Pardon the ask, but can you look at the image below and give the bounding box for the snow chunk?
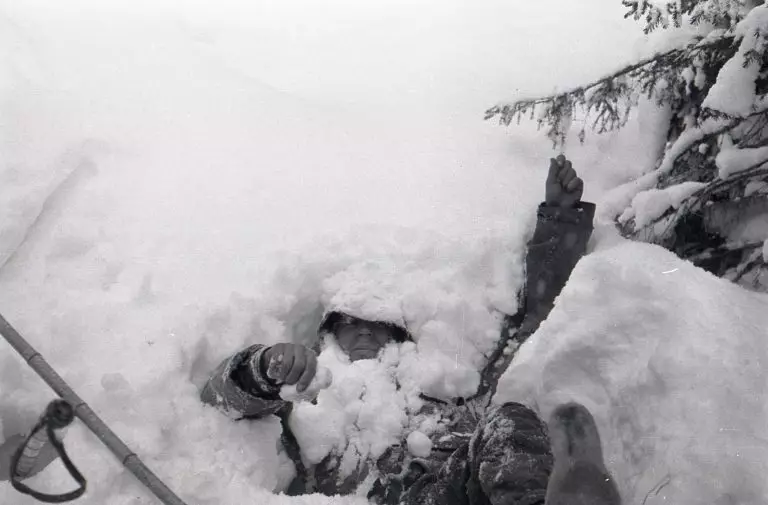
[288,343,415,473]
[658,116,732,174]
[598,172,659,222]
[279,366,333,402]
[745,180,768,197]
[763,239,768,262]
[406,431,432,458]
[702,4,768,116]
[622,181,706,229]
[716,135,768,179]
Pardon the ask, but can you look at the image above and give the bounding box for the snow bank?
[496,239,768,505]
[0,220,528,504]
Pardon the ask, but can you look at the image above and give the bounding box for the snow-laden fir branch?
[485,34,740,148]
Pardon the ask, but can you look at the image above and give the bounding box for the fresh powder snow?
[0,1,766,505]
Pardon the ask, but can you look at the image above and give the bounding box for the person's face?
[333,316,396,361]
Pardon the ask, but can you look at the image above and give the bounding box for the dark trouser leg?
[467,402,553,505]
[399,443,472,505]
[401,402,553,505]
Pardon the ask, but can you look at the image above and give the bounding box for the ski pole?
[11,399,86,503]
[0,312,189,505]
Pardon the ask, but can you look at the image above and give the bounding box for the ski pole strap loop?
[10,400,87,503]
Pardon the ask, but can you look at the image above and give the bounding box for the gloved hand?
[545,154,583,208]
[258,343,318,393]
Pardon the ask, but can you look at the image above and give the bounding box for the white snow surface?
[0,1,766,505]
[496,240,768,505]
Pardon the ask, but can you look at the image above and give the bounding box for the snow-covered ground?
[1,1,766,504]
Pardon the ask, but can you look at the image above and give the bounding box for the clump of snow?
[279,366,333,403]
[496,240,768,505]
[657,116,734,175]
[716,134,768,179]
[287,342,418,474]
[619,181,705,229]
[702,4,768,116]
[763,239,768,262]
[745,180,768,196]
[406,431,432,458]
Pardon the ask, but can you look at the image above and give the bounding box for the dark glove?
[545,155,584,208]
[257,343,318,393]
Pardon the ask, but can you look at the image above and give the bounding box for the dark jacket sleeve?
[473,201,595,401]
[200,344,289,419]
[518,201,595,336]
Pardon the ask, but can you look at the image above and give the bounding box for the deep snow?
[1,1,766,505]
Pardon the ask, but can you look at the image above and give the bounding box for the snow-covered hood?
[317,310,411,342]
[318,260,412,341]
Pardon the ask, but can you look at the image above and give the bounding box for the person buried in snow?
[200,155,595,505]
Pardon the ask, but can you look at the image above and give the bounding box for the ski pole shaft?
[0,312,189,505]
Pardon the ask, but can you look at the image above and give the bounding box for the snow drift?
[497,238,768,505]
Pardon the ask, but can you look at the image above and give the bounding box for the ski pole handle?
[11,399,87,503]
[13,400,74,479]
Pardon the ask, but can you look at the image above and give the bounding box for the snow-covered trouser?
[399,402,553,505]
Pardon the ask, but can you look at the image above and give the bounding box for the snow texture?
[287,341,423,474]
[745,180,768,196]
[702,4,768,116]
[620,181,706,229]
[496,241,768,505]
[279,366,333,403]
[716,134,768,179]
[406,431,432,458]
[2,1,764,505]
